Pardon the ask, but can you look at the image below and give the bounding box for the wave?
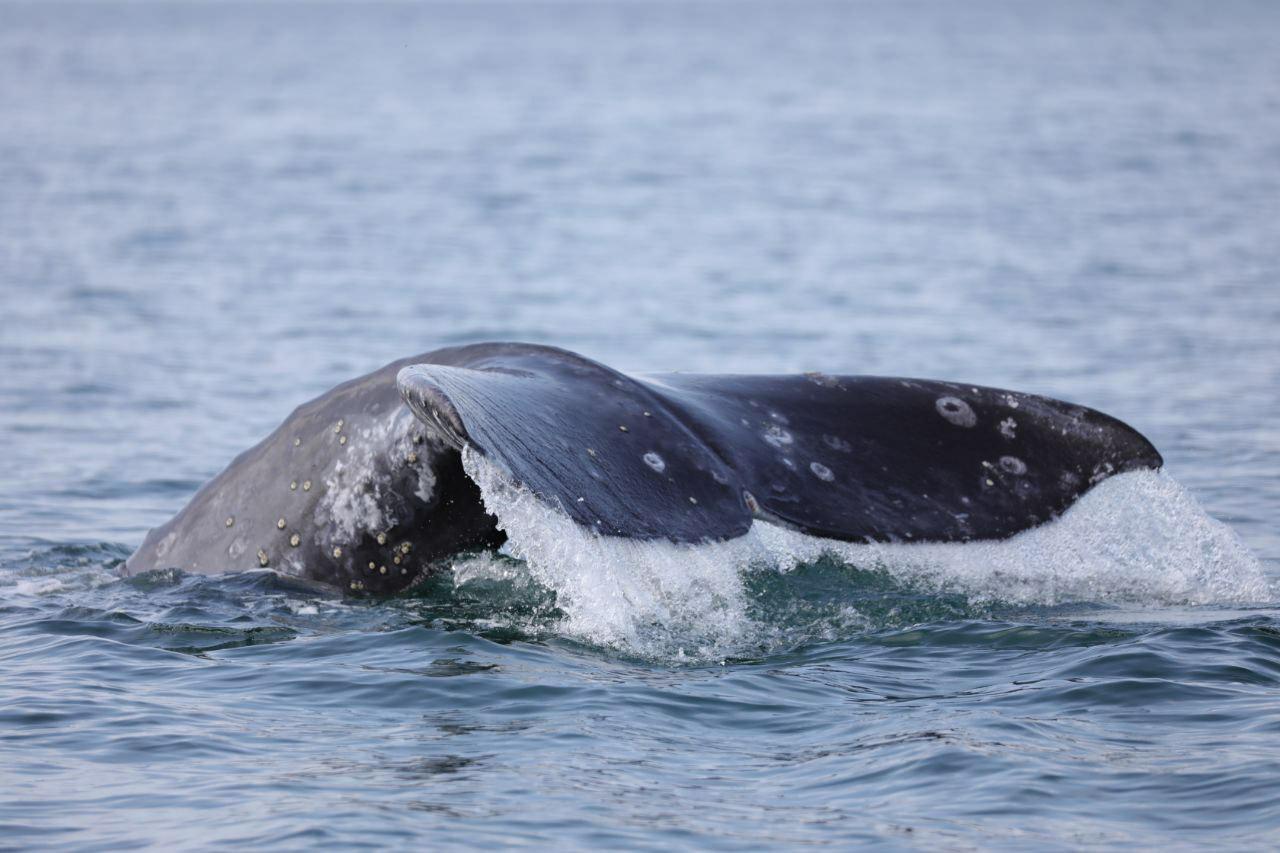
[462,446,1270,660]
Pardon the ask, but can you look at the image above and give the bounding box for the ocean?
[2,1,1279,847]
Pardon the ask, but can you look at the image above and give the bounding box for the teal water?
[2,1,1279,848]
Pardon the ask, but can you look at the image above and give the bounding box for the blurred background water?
[2,0,1279,848]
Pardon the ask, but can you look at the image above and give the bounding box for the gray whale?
[126,343,1162,593]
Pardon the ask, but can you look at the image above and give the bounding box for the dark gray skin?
[124,353,506,594]
[128,342,1163,594]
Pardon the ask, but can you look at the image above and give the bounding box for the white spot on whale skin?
[155,531,177,558]
[642,452,666,473]
[1000,455,1027,475]
[809,461,835,482]
[1090,461,1116,484]
[762,425,793,448]
[936,396,977,428]
[999,417,1017,439]
[823,434,853,453]
[804,371,842,389]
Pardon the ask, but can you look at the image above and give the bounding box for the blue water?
[3,0,1280,847]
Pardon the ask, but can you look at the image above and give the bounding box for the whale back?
[125,354,505,592]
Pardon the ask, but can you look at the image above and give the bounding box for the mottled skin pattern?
[399,345,1162,545]
[129,343,1162,594]
[125,353,505,594]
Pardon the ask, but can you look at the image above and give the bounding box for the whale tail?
[398,343,1162,544]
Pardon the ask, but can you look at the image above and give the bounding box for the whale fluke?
[398,344,1161,545]
[125,342,1162,592]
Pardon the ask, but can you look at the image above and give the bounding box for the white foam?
[461,447,1270,658]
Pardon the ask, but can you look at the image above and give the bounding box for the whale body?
[125,343,1162,593]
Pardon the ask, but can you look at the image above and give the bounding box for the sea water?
[2,1,1279,847]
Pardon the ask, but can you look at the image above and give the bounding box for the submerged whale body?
[125,343,1162,593]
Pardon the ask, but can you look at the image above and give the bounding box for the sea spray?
[462,446,1269,658]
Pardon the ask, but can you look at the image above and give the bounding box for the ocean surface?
[3,0,1279,848]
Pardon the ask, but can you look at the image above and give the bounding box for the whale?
[125,342,1163,593]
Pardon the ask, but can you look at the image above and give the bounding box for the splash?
[461,447,1270,659]
[462,446,758,657]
